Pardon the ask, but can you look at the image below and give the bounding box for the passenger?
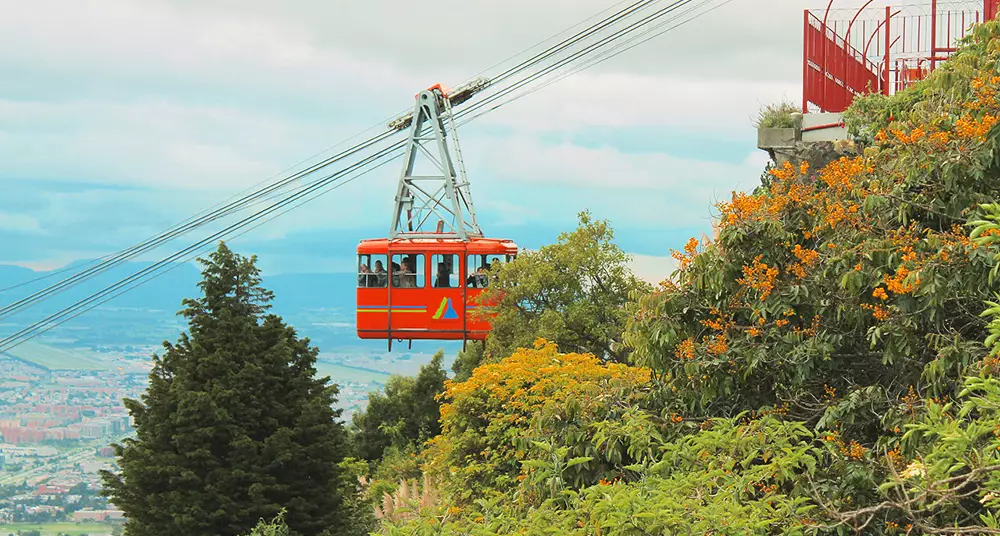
[373,260,387,288]
[358,264,372,288]
[399,259,417,288]
[467,266,488,288]
[392,262,401,287]
[435,262,450,288]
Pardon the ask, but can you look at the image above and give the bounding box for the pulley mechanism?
[388,78,490,241]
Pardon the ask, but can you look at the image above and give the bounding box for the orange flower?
[738,256,780,299]
[674,338,696,360]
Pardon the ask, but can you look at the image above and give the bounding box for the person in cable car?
[434,262,451,288]
[373,260,387,288]
[358,263,373,288]
[467,266,488,288]
[399,258,417,288]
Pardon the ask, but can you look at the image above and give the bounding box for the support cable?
[0,0,738,351]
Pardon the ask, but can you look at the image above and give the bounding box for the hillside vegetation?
[340,20,1000,536]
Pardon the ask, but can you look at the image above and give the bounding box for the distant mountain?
[0,264,35,283]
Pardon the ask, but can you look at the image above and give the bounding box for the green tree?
[352,351,447,462]
[100,242,354,536]
[450,341,483,383]
[477,210,652,364]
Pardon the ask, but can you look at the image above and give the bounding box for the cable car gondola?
[356,81,518,350]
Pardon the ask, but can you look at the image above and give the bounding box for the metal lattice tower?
[388,82,486,241]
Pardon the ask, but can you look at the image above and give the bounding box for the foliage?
[100,243,356,536]
[234,18,1000,536]
[244,510,289,536]
[425,340,652,506]
[623,20,1000,436]
[820,375,1000,533]
[372,473,442,524]
[369,17,1000,536]
[351,351,448,462]
[755,99,800,129]
[451,340,484,383]
[380,415,828,535]
[477,210,652,363]
[337,458,379,536]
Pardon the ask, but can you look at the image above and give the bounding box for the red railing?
[804,1,997,113]
[804,11,882,115]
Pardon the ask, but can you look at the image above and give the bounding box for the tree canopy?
[101,243,357,536]
[475,210,652,365]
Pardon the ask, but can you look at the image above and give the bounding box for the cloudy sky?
[0,0,888,283]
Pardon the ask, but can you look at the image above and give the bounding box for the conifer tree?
[101,243,353,536]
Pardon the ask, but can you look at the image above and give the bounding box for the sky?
[0,0,877,284]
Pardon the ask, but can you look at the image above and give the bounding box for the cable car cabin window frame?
[431,254,459,288]
[391,253,426,289]
[466,253,513,288]
[358,254,388,288]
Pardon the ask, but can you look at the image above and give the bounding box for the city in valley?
[0,302,448,534]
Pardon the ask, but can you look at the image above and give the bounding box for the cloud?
[0,0,802,271]
[628,253,678,284]
[466,134,764,229]
[0,212,42,234]
[471,72,798,138]
[157,0,810,83]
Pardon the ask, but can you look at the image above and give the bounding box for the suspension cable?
[0,0,737,352]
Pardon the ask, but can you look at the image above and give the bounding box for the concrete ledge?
[757,127,799,150]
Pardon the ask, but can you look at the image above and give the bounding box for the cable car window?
[431,254,459,288]
[485,254,506,268]
[358,254,387,288]
[466,255,494,288]
[391,254,425,288]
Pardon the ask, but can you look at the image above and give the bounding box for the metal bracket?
[388,85,483,241]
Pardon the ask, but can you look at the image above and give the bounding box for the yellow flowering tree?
[426,339,652,506]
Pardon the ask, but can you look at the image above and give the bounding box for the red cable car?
[356,81,518,350]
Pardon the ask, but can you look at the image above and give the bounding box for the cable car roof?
[357,237,517,255]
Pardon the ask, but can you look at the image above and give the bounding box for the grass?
[315,361,390,385]
[2,341,108,371]
[0,522,113,535]
[754,99,800,129]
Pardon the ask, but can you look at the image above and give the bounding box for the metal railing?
[803,1,997,113]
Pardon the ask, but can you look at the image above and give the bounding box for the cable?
[0,0,740,351]
[0,1,655,319]
[0,153,405,353]
[0,2,692,347]
[459,0,731,124]
[0,256,116,294]
[456,0,702,123]
[451,0,639,88]
[0,139,409,353]
[0,128,402,321]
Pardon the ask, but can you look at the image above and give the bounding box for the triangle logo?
[433,297,459,320]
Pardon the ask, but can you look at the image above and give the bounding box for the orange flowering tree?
[424,339,652,506]
[624,24,1000,444]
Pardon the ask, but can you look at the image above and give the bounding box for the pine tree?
[101,243,353,536]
